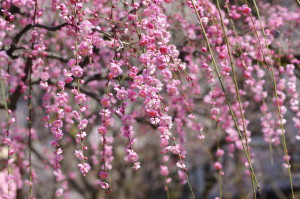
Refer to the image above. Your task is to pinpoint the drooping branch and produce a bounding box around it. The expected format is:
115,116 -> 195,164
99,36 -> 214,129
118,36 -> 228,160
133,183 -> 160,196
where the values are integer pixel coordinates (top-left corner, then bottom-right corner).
6,23 -> 70,59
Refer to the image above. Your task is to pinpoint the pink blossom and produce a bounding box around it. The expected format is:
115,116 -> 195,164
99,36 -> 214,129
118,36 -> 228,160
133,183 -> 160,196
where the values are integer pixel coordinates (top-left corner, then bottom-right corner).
79,20 -> 94,34
55,188 -> 64,197
99,171 -> 108,180
75,93 -> 87,104
216,149 -> 224,157
109,63 -> 122,78
160,165 -> 169,176
241,5 -> 251,15
75,150 -> 84,160
126,150 -> 138,162
78,163 -> 91,175
100,182 -> 109,189
52,120 -> 63,128
132,162 -> 141,170
159,46 -> 168,54
213,162 -> 223,170
78,119 -> 88,130
78,41 -> 93,56
97,126 -> 107,135
100,97 -> 110,107
71,65 -> 84,78
178,170 -> 187,184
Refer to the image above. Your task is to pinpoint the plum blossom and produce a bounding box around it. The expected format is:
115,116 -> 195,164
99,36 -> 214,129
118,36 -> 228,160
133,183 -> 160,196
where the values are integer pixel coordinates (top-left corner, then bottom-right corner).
78,163 -> 91,175
71,65 -> 84,77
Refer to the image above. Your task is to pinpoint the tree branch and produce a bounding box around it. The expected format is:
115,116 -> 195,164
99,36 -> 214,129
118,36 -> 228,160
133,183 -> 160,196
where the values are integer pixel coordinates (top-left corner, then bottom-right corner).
7,23 -> 70,59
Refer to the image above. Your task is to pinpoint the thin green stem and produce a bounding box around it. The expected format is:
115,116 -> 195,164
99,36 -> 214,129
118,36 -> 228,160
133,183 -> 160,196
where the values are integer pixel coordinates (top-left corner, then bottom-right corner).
159,101 -> 196,199
74,4 -> 85,165
190,0 -> 260,192
28,56 -> 33,198
185,172 -> 195,199
215,0 -> 259,197
28,0 -> 38,196
226,2 -> 273,167
166,185 -> 171,199
168,134 -> 195,199
269,142 -> 274,165
247,0 -> 294,197
268,67 -> 294,198
218,170 -> 223,199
